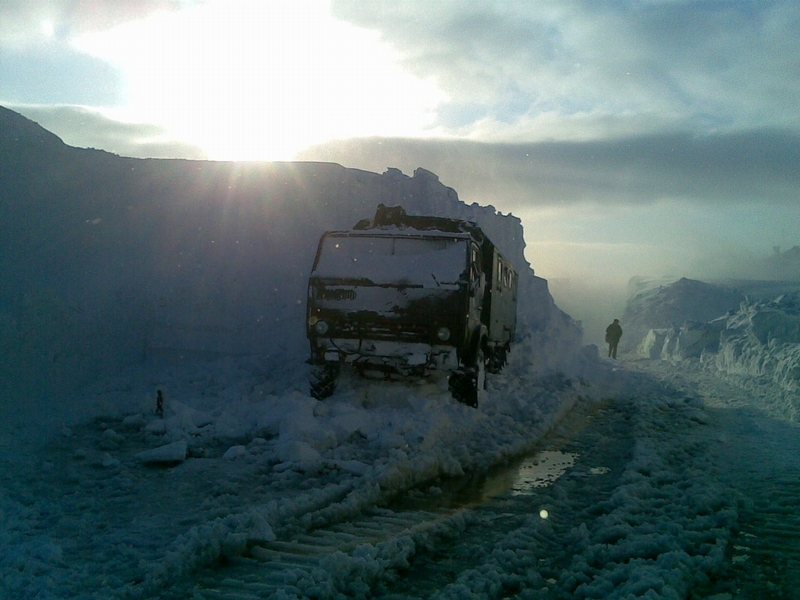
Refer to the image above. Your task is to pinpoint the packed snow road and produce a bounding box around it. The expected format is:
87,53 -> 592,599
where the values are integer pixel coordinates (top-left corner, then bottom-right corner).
158,367 -> 731,600
628,358 -> 800,599
5,349 -> 796,598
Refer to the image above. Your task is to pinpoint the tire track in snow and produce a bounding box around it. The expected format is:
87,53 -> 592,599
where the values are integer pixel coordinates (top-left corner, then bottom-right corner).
375,379 -> 730,599
170,383 -> 727,600
629,358 -> 800,599
377,396 -> 638,599
732,479 -> 800,598
154,398 -> 631,600
711,407 -> 800,598
160,506 -> 474,599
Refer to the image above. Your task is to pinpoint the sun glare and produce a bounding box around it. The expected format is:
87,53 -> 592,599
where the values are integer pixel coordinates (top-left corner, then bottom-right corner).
72,0 -> 444,161
41,20 -> 55,37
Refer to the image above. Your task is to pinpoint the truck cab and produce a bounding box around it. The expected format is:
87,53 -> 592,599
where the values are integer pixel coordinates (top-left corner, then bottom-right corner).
306,205 -> 517,407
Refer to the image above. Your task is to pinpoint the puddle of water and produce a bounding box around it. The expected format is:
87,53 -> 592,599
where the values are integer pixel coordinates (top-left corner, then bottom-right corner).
474,450 -> 579,501
509,451 -> 579,495
394,450 -> 586,510
589,466 -> 610,475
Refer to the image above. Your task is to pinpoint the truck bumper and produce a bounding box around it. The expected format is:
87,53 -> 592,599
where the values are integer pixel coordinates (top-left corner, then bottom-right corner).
317,338 -> 459,373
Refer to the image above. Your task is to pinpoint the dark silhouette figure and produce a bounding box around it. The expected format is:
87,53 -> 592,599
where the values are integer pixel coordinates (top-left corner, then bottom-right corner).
605,319 -> 623,359
156,389 -> 164,418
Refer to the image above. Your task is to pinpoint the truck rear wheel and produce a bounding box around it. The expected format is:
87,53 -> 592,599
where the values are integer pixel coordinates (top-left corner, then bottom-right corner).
487,345 -> 507,374
310,362 -> 340,400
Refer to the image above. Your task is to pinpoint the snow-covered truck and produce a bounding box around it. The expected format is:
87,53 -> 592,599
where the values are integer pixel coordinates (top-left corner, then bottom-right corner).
306,204 -> 517,406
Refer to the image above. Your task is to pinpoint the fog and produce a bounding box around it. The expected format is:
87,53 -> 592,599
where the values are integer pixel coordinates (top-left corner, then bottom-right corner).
527,226 -> 800,347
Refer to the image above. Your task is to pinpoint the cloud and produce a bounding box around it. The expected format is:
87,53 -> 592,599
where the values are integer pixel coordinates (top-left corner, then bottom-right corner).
295,129 -> 800,210
0,1 -> 201,107
331,1 -> 800,138
0,44 -> 123,105
10,104 -> 207,159
0,0 -> 193,45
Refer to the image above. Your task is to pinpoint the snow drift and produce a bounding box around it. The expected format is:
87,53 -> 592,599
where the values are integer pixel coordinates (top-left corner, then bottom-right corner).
626,277 -> 800,417
1,106 -> 583,441
0,106 -> 758,600
622,277 -> 745,353
712,293 -> 800,395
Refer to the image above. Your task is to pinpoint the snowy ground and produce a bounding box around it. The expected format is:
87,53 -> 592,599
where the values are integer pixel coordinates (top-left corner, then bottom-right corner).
626,357 -> 800,599
5,126 -> 798,597
7,337 -> 800,598
0,335 -> 589,599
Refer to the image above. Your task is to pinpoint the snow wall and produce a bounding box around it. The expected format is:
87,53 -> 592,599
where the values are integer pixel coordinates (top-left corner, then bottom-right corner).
711,294 -> 800,395
0,107 -> 583,405
621,277 -> 746,353
625,277 -> 800,408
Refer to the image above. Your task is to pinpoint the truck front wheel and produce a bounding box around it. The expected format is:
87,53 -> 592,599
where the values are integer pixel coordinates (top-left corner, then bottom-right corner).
310,362 -> 340,400
449,349 -> 485,408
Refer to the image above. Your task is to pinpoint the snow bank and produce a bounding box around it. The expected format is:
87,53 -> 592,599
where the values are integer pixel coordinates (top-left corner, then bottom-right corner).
711,294 -> 800,397
636,321 -> 724,361
626,278 -> 800,419
1,161 -> 584,456
622,277 -> 744,352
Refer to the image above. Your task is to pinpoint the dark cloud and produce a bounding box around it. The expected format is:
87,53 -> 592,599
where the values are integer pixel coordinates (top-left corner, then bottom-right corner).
11,104 -> 207,159
296,130 -> 800,210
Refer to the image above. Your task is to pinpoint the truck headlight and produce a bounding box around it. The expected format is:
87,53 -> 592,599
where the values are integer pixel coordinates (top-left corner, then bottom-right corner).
314,320 -> 330,335
436,327 -> 451,341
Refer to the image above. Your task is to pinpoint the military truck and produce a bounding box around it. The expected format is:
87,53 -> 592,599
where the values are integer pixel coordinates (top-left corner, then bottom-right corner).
306,205 -> 517,407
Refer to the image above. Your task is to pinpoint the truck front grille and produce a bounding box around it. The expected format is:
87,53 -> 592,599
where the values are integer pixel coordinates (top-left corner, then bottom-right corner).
336,321 -> 431,342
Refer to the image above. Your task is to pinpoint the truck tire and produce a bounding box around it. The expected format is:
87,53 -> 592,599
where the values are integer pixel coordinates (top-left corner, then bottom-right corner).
449,349 -> 485,408
310,362 -> 340,400
449,372 -> 475,407
487,345 -> 507,374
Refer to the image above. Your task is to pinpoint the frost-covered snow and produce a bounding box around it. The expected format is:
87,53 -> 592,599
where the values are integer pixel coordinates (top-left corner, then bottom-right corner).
2,336 -> 740,600
0,164 -> 592,598
627,278 -> 800,421
622,277 -> 746,353
3,163 -> 800,598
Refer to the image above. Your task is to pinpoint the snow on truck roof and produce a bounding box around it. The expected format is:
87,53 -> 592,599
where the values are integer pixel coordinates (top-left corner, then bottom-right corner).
323,228 -> 472,240
342,204 -> 490,243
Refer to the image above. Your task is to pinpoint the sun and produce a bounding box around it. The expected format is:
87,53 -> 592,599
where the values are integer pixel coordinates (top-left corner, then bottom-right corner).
72,0 -> 444,161
41,20 -> 55,37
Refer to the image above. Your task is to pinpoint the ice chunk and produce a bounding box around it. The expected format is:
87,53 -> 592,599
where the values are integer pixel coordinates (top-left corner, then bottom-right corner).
223,445 -> 247,460
135,440 -> 187,464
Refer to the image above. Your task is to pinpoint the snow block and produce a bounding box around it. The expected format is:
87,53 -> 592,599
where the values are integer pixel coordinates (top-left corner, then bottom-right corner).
136,440 -> 187,464
637,329 -> 670,359
223,445 -> 247,460
674,321 -> 721,359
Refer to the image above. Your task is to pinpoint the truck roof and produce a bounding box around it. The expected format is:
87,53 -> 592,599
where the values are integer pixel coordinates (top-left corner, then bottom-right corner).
339,204 -> 489,246
324,228 -> 472,240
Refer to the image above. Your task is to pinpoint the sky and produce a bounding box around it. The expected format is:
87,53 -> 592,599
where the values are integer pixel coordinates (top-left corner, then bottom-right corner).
3,0 -> 800,321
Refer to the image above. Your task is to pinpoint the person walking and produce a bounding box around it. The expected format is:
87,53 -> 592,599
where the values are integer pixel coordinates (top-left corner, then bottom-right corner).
605,319 -> 623,359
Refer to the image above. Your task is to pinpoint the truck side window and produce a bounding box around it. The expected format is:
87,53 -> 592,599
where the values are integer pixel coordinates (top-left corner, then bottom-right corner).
471,244 -> 481,280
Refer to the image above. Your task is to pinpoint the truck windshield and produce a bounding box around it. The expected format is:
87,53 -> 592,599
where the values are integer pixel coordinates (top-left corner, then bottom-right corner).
313,235 -> 468,285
